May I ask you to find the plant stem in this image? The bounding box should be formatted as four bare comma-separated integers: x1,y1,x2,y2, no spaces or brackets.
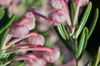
76,60,79,66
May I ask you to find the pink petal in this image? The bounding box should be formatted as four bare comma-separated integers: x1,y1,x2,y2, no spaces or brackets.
43,47,60,62
10,23,29,38
49,0,62,9
48,9,66,26
28,34,45,46
0,0,12,6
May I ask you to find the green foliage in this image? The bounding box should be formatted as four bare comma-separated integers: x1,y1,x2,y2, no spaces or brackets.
70,2,76,24
0,15,15,34
0,28,9,51
54,26,73,52
0,10,5,20
88,8,99,39
91,47,100,66
75,27,88,60
73,2,92,39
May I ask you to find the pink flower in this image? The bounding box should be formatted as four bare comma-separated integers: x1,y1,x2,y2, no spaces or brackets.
25,11,35,21
19,17,35,30
0,0,12,6
43,47,60,62
49,0,62,9
24,58,46,66
24,54,46,66
48,9,66,26
16,41,28,55
28,34,45,46
32,59,46,66
10,23,29,38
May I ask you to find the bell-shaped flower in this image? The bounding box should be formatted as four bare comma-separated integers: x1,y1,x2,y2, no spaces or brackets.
48,9,66,26
43,47,60,62
24,54,46,66
0,0,12,6
10,23,29,38
32,59,46,66
25,11,35,21
24,59,46,66
28,34,45,46
19,17,35,30
16,41,28,55
49,0,62,9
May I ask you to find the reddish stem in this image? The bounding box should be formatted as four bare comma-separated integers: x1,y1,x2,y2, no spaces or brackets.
19,47,52,53
60,0,71,26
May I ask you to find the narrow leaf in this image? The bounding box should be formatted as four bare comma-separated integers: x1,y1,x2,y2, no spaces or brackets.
0,15,15,34
0,10,5,19
57,25,66,40
75,27,88,60
0,28,9,51
92,47,100,66
74,2,92,38
82,28,89,51
88,8,99,39
70,2,76,24
54,26,73,52
61,24,70,40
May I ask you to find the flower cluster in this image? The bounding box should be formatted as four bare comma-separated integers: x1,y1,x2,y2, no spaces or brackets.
2,8,60,66
1,0,98,66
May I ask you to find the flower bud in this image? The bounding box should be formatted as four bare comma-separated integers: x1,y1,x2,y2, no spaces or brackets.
28,34,45,46
19,17,35,30
16,41,28,55
33,59,46,66
24,11,35,21
49,0,62,9
0,0,12,6
43,47,60,62
10,23,29,38
24,59,46,66
48,10,66,26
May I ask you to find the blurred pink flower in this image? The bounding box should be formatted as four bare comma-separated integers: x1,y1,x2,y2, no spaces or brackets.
48,9,66,26
0,0,12,6
49,0,62,9
28,34,45,46
19,17,35,30
43,47,60,62
10,23,29,38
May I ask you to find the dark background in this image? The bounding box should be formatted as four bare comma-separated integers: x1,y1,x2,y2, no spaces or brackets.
86,0,100,57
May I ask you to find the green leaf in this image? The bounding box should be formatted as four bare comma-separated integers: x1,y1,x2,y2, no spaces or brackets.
74,2,92,39
61,24,70,40
54,26,73,52
75,27,88,60
70,2,76,24
0,28,9,51
0,15,15,34
0,6,5,11
57,25,66,40
88,8,99,39
0,10,5,20
5,48,20,54
92,47,100,66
